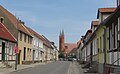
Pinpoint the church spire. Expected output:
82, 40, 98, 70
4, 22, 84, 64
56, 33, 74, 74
62, 29, 64, 36
60, 30, 62, 36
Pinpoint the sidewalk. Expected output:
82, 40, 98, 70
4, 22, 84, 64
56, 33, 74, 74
0, 62, 50, 74
68, 62, 98, 74
68, 62, 83, 74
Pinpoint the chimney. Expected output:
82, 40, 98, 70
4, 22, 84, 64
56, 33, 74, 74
19, 20, 25, 24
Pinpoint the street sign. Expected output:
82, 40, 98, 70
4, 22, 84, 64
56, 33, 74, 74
14, 46, 18, 54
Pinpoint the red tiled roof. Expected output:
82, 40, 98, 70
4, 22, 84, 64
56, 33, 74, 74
27, 27, 52, 48
64, 43, 77, 54
42, 36, 52, 48
0, 5, 32, 36
98, 8, 116, 13
91, 20, 99, 29
84, 29, 92, 39
97, 7, 116, 19
0, 23, 16, 42
92, 21, 99, 26
27, 28, 44, 41
43, 41, 52, 48
76, 39, 83, 48
77, 40, 81, 46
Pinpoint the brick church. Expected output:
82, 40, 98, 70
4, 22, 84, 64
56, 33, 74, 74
59, 30, 77, 56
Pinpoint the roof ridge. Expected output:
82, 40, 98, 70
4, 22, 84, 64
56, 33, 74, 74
21, 24, 32, 37
0, 5, 17, 24
0, 5, 18, 28
98, 7, 116, 9
28, 28, 44, 40
0, 5, 33, 36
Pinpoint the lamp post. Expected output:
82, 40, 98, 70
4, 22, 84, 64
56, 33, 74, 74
15, 18, 19, 70
14, 44, 18, 70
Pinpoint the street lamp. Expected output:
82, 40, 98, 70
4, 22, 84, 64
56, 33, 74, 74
14, 44, 18, 70
15, 18, 19, 70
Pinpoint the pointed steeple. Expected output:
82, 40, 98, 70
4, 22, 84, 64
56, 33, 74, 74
62, 29, 64, 36
60, 30, 62, 36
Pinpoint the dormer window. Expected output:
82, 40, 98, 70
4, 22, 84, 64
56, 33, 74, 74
0, 17, 4, 23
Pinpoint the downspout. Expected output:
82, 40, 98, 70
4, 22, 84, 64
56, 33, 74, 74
118, 14, 120, 65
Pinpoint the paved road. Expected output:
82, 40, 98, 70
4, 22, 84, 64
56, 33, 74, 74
9, 61, 70, 74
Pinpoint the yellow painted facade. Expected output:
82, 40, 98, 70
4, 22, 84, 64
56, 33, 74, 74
17, 24, 33, 64
105, 28, 109, 64
96, 26, 107, 64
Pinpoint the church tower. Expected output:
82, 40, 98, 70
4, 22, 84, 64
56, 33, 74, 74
59, 30, 65, 52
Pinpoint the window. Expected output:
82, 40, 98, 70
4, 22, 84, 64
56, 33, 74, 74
9, 46, 12, 55
114, 22, 117, 48
97, 38, 99, 53
30, 37, 32, 44
34, 40, 36, 45
37, 41, 38, 46
20, 32, 22, 41
39, 42, 41, 47
30, 49, 32, 57
24, 34, 26, 42
30, 49, 31, 53
28, 36, 29, 43
100, 37, 101, 50
27, 48, 29, 57
109, 25, 113, 50
27, 48, 29, 52
0, 17, 4, 23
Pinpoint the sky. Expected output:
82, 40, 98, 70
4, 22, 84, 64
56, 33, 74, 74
0, 0, 116, 47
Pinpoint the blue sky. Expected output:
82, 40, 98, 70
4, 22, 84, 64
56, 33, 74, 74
0, 0, 115, 47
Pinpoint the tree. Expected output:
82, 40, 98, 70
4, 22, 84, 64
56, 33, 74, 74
58, 52, 65, 58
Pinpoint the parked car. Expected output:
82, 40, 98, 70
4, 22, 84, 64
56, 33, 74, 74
68, 58, 73, 61
73, 58, 77, 61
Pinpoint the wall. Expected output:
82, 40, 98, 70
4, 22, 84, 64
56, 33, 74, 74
18, 30, 33, 64
0, 39, 16, 67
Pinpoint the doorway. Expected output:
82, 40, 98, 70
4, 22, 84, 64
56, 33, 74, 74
18, 50, 21, 64
23, 47, 26, 60
33, 50, 35, 63
2, 42, 5, 61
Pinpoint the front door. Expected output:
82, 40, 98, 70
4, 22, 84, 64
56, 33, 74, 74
23, 47, 26, 60
18, 50, 21, 64
33, 50, 35, 63
2, 42, 5, 61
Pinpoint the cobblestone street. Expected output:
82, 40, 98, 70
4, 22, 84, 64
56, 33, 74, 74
0, 61, 98, 74
8, 61, 70, 74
